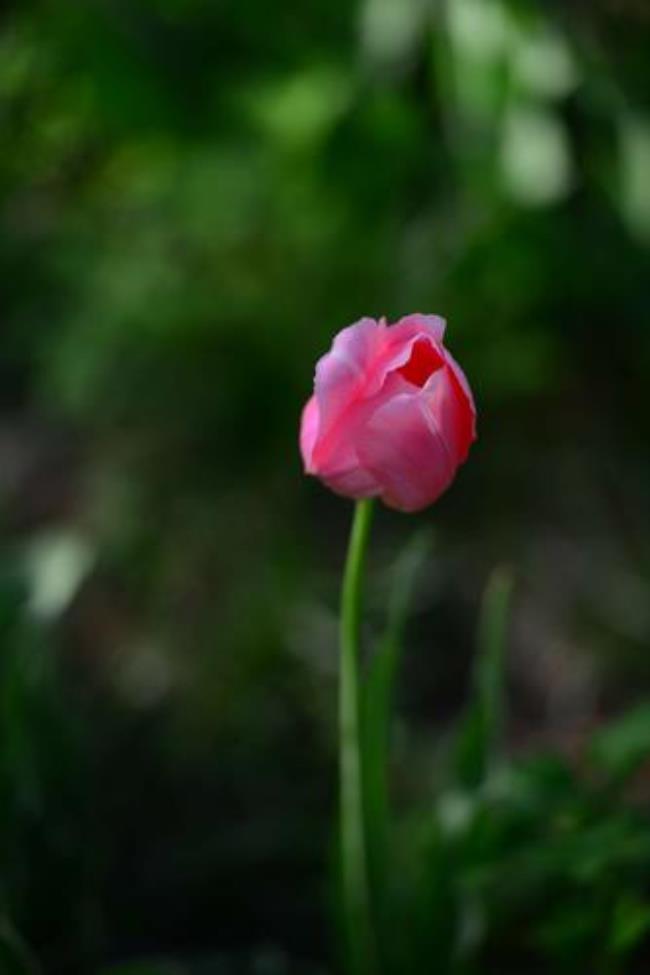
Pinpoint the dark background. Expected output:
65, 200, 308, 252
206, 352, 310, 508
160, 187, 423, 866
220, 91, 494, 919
1, 1, 649, 972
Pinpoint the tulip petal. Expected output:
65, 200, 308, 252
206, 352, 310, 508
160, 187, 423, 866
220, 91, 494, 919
440, 349, 477, 451
314, 317, 384, 438
299, 395, 320, 471
422, 361, 476, 463
398, 338, 445, 387
357, 387, 457, 512
377, 331, 444, 392
321, 464, 381, 499
311, 372, 411, 492
391, 313, 446, 345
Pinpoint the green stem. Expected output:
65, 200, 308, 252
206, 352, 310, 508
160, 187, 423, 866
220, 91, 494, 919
340, 498, 375, 975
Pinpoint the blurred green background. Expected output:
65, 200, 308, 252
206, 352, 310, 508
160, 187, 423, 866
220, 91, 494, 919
1, 0, 650, 972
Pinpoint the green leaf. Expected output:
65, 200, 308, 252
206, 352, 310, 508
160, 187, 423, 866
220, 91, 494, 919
360, 530, 431, 967
608, 895, 650, 955
589, 703, 650, 782
453, 566, 514, 789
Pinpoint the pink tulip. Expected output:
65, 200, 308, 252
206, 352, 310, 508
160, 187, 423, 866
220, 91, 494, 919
300, 314, 476, 512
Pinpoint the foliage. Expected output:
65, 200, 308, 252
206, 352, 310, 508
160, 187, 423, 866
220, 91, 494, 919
365, 563, 650, 974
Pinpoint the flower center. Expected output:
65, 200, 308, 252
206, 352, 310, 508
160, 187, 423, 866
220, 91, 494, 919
399, 338, 443, 387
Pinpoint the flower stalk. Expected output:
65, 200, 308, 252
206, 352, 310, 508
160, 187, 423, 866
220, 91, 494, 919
339, 498, 375, 974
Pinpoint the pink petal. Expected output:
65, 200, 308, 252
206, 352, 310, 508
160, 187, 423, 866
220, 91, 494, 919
440, 349, 477, 450
372, 331, 444, 394
321, 465, 381, 499
390, 313, 446, 345
310, 390, 386, 490
311, 317, 445, 470
398, 338, 445, 387
299, 395, 320, 472
314, 317, 385, 438
421, 363, 475, 464
308, 373, 412, 496
357, 390, 456, 512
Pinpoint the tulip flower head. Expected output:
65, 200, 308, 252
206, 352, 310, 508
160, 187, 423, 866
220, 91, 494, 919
300, 314, 476, 512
